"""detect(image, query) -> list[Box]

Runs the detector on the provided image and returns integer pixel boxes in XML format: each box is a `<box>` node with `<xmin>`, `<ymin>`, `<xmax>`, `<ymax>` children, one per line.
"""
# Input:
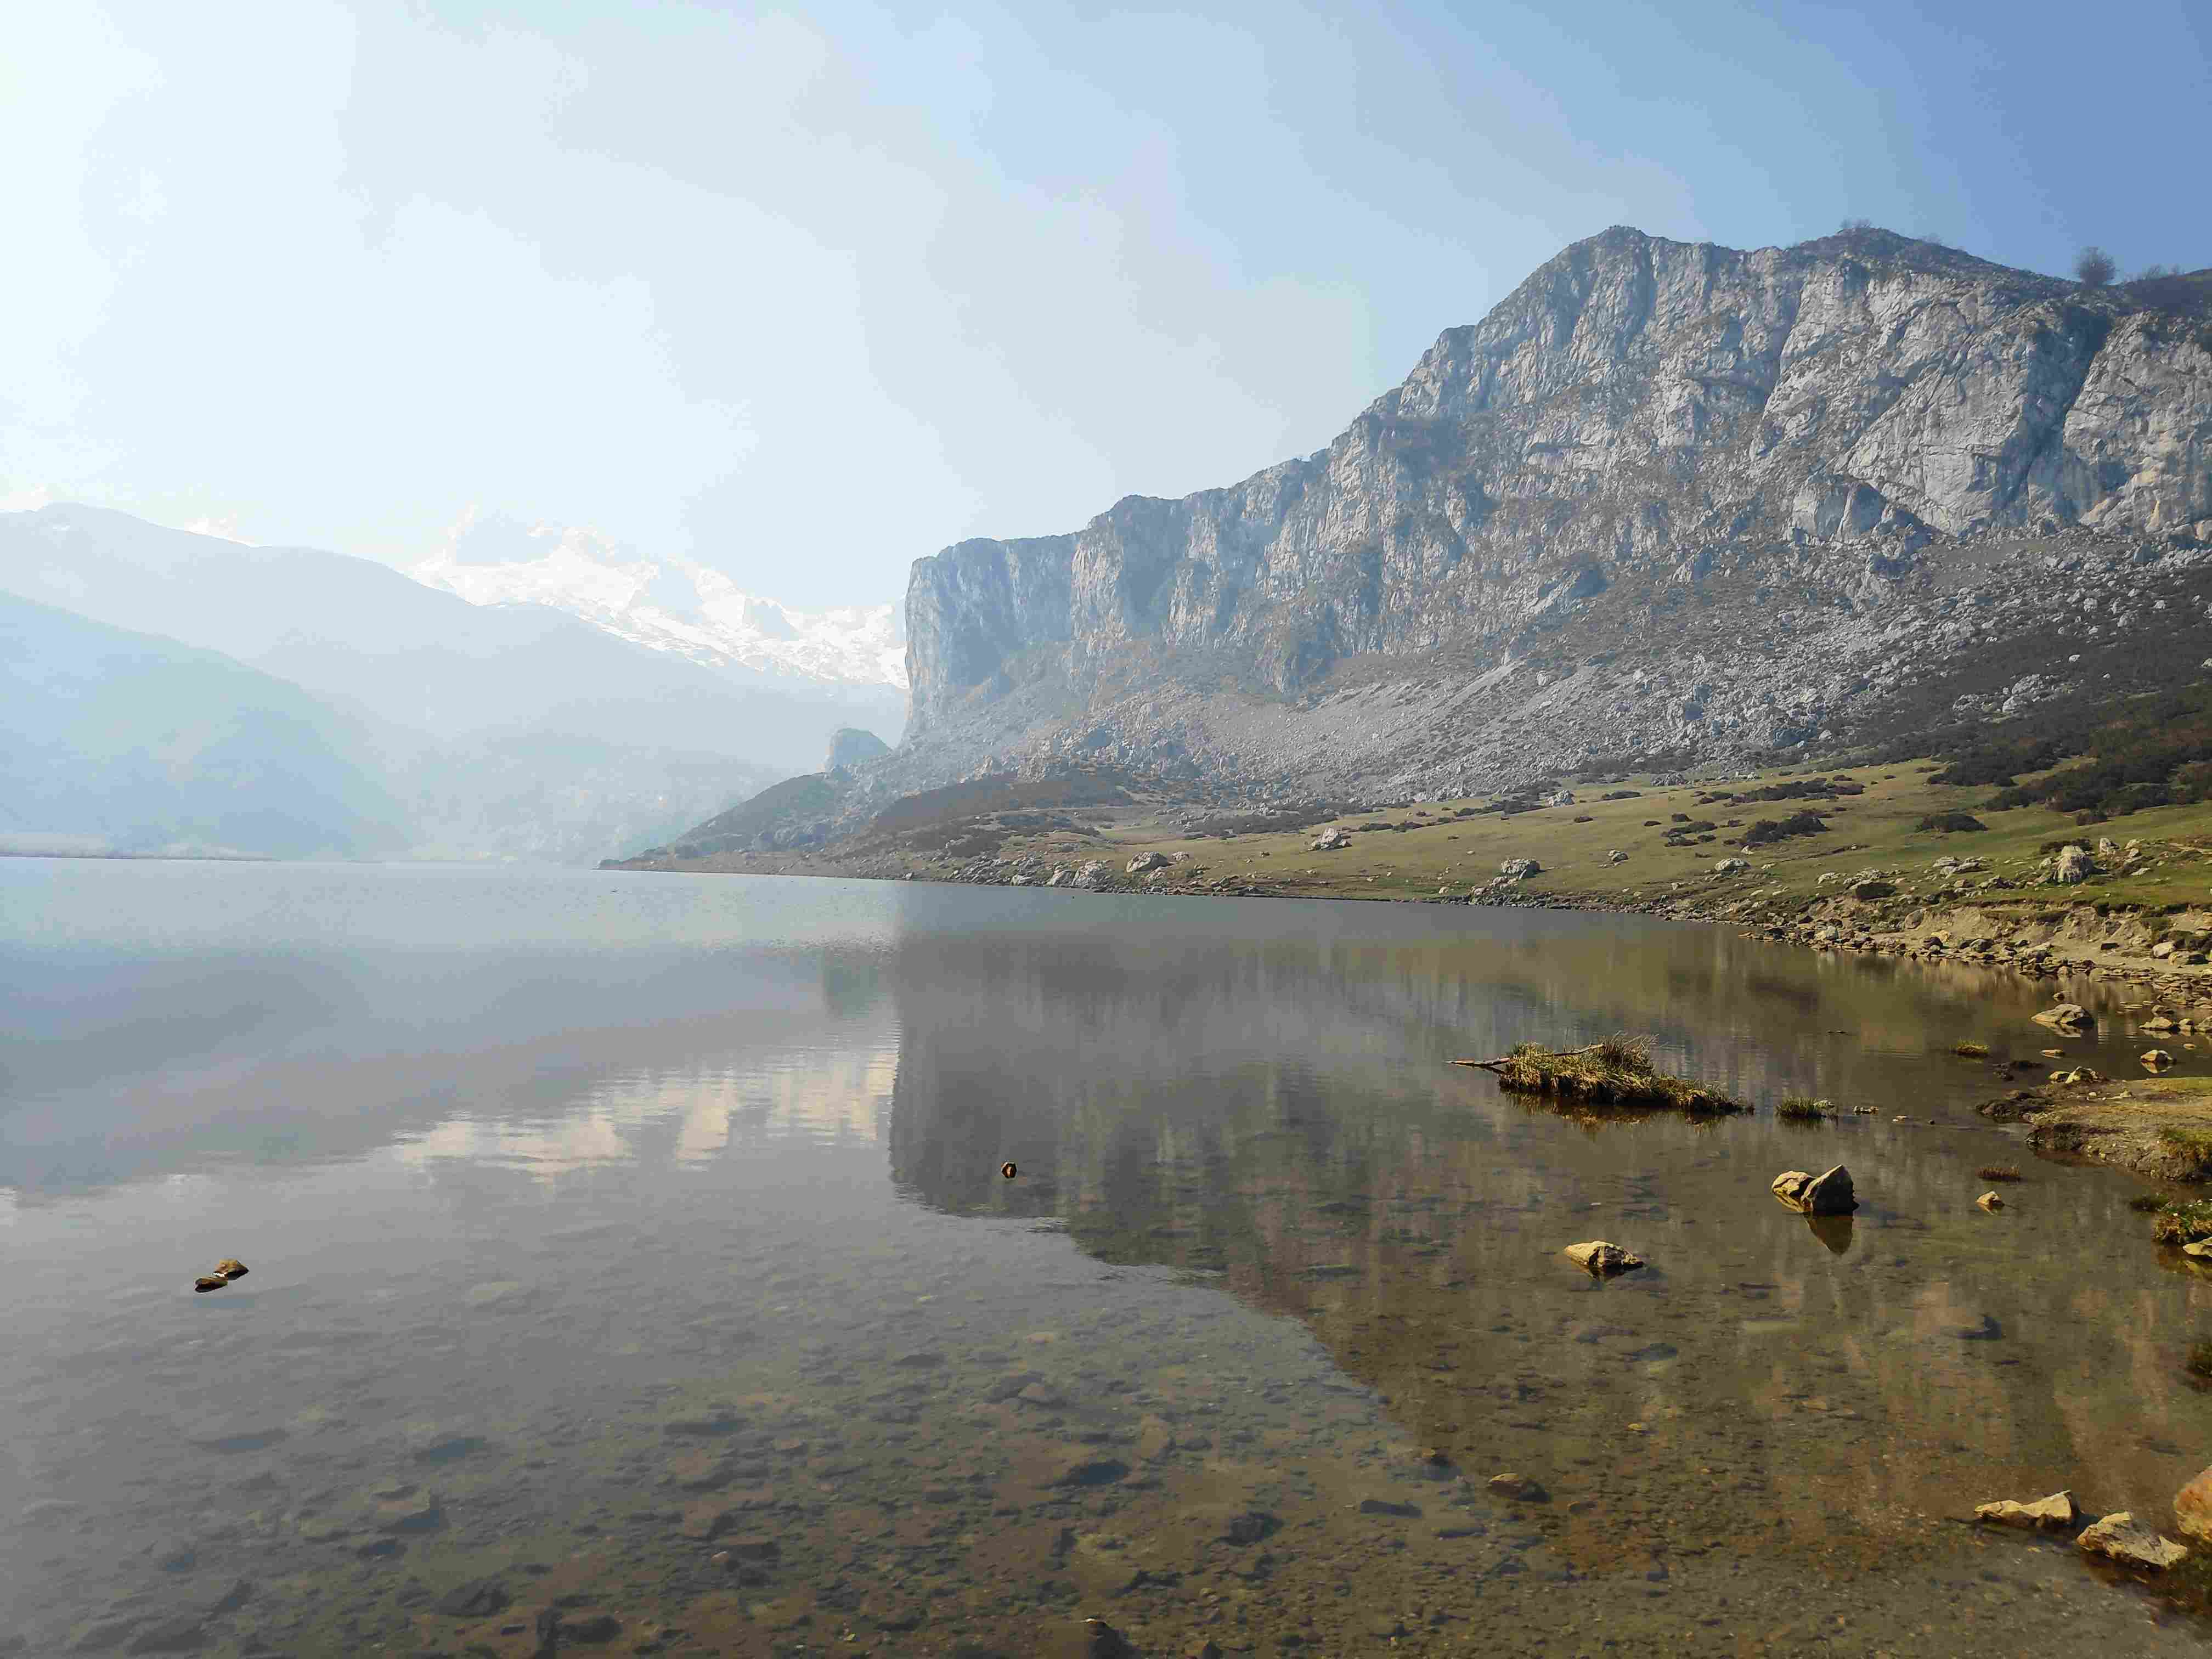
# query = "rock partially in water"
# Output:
<box><xmin>191</xmin><ymin>1277</ymin><xmax>227</xmax><ymax>1295</ymax></box>
<box><xmin>1976</xmin><ymin>1193</ymin><xmax>2007</xmax><ymax>1212</ymax></box>
<box><xmin>1771</xmin><ymin>1165</ymin><xmax>1857</xmax><ymax>1214</ymax></box>
<box><xmin>2033</xmin><ymin>1003</ymin><xmax>2094</xmax><ymax>1031</ymax></box>
<box><xmin>212</xmin><ymin>1260</ymin><xmax>247</xmax><ymax>1280</ymax></box>
<box><xmin>1562</xmin><ymin>1240</ymin><xmax>1643</xmax><ymax>1276</ymax></box>
<box><xmin>2078</xmin><ymin>1510</ymin><xmax>2188</xmax><ymax>1569</ymax></box>
<box><xmin>1974</xmin><ymin>1491</ymin><xmax>2078</xmax><ymax>1531</ymax></box>
<box><xmin>2174</xmin><ymin>1465</ymin><xmax>2212</xmax><ymax>1543</ymax></box>
<box><xmin>2142</xmin><ymin>1049</ymin><xmax>2175</xmax><ymax>1071</ymax></box>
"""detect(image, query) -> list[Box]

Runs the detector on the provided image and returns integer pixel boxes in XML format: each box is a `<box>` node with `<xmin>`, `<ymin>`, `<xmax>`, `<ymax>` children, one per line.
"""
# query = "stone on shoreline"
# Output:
<box><xmin>1973</xmin><ymin>1490</ymin><xmax>2078</xmax><ymax>1531</ymax></box>
<box><xmin>2077</xmin><ymin>1510</ymin><xmax>2188</xmax><ymax>1569</ymax></box>
<box><xmin>1562</xmin><ymin>1240</ymin><xmax>1643</xmax><ymax>1276</ymax></box>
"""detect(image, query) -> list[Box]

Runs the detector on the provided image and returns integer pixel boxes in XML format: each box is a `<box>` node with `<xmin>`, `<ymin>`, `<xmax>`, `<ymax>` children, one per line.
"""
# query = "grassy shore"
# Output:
<box><xmin>679</xmin><ymin>754</ymin><xmax>2212</xmax><ymax>963</ymax></box>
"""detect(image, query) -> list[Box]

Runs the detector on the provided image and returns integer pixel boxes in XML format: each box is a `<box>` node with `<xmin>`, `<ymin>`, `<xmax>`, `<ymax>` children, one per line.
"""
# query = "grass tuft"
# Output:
<box><xmin>2159</xmin><ymin>1128</ymin><xmax>2212</xmax><ymax>1178</ymax></box>
<box><xmin>1976</xmin><ymin>1165</ymin><xmax>2023</xmax><ymax>1182</ymax></box>
<box><xmin>1775</xmin><ymin>1096</ymin><xmax>1833</xmax><ymax>1122</ymax></box>
<box><xmin>1476</xmin><ymin>1041</ymin><xmax>1740</xmax><ymax>1116</ymax></box>
<box><xmin>1594</xmin><ymin>1032</ymin><xmax>1652</xmax><ymax>1074</ymax></box>
<box><xmin>2129</xmin><ymin>1193</ymin><xmax>2170</xmax><ymax>1212</ymax></box>
<box><xmin>2189</xmin><ymin>1341</ymin><xmax>2212</xmax><ymax>1379</ymax></box>
<box><xmin>2152</xmin><ymin>1198</ymin><xmax>2212</xmax><ymax>1245</ymax></box>
<box><xmin>1951</xmin><ymin>1041</ymin><xmax>1990</xmax><ymax>1058</ymax></box>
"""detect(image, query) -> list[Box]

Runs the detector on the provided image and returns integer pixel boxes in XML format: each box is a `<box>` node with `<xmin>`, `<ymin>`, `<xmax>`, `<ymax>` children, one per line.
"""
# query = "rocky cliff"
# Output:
<box><xmin>892</xmin><ymin>227</ymin><xmax>2212</xmax><ymax>803</ymax></box>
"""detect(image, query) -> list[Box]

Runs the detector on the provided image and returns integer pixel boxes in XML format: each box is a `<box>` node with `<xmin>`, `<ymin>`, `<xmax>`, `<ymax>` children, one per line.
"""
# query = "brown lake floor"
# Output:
<box><xmin>4</xmin><ymin>861</ymin><xmax>2212</xmax><ymax>1656</ymax></box>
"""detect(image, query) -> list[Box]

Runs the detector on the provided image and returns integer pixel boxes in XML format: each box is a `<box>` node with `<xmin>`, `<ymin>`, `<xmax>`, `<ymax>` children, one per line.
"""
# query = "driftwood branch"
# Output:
<box><xmin>1454</xmin><ymin>1042</ymin><xmax>1605</xmax><ymax>1073</ymax></box>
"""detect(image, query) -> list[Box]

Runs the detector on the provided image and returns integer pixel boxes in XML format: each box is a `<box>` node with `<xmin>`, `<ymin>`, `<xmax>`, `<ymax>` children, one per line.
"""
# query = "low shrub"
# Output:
<box><xmin>1916</xmin><ymin>812</ymin><xmax>1988</xmax><ymax>833</ymax></box>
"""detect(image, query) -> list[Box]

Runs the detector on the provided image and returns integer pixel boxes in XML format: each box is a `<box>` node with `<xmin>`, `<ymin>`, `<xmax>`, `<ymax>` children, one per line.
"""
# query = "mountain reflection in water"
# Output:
<box><xmin>2</xmin><ymin>860</ymin><xmax>2208</xmax><ymax>1656</ymax></box>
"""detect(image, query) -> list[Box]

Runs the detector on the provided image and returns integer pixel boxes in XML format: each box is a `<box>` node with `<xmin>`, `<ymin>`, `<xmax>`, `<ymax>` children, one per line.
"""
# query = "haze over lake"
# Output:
<box><xmin>4</xmin><ymin>859</ymin><xmax>2209</xmax><ymax>1655</ymax></box>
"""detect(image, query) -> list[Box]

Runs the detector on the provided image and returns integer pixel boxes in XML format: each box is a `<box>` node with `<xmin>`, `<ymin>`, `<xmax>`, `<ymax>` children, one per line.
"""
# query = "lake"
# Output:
<box><xmin>4</xmin><ymin>858</ymin><xmax>2210</xmax><ymax>1657</ymax></box>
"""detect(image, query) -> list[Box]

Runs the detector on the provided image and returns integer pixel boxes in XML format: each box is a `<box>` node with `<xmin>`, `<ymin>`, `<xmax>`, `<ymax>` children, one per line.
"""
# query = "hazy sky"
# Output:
<box><xmin>5</xmin><ymin>2</ymin><xmax>2206</xmax><ymax>608</ymax></box>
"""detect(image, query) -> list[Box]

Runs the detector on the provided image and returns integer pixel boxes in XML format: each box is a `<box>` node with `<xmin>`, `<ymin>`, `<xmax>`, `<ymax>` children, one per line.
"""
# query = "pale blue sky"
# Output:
<box><xmin>4</xmin><ymin>1</ymin><xmax>2205</xmax><ymax>607</ymax></box>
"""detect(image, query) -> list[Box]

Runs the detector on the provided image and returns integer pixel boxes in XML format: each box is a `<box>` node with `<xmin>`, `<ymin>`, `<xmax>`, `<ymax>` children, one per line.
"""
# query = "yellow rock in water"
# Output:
<box><xmin>193</xmin><ymin>1276</ymin><xmax>227</xmax><ymax>1293</ymax></box>
<box><xmin>215</xmin><ymin>1259</ymin><xmax>249</xmax><ymax>1279</ymax></box>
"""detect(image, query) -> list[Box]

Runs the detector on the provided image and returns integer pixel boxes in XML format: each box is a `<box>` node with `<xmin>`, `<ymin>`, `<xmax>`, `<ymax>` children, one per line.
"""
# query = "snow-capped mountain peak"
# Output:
<box><xmin>412</xmin><ymin>512</ymin><xmax>908</xmax><ymax>692</ymax></box>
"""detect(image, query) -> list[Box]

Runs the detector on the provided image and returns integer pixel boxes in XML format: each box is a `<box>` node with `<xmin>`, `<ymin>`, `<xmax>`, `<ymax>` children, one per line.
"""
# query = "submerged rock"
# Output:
<box><xmin>1562</xmin><ymin>1240</ymin><xmax>1644</xmax><ymax>1276</ymax></box>
<box><xmin>2078</xmin><ymin>1510</ymin><xmax>2188</xmax><ymax>1570</ymax></box>
<box><xmin>430</xmin><ymin>1579</ymin><xmax>511</xmax><ymax>1618</ymax></box>
<box><xmin>1974</xmin><ymin>1490</ymin><xmax>2078</xmax><ymax>1531</ymax></box>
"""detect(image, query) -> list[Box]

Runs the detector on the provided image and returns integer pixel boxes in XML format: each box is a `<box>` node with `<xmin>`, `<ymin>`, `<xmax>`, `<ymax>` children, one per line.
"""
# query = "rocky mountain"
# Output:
<box><xmin>883</xmin><ymin>227</ymin><xmax>2212</xmax><ymax>806</ymax></box>
<box><xmin>825</xmin><ymin>726</ymin><xmax>891</xmax><ymax>775</ymax></box>
<box><xmin>412</xmin><ymin>512</ymin><xmax>907</xmax><ymax>705</ymax></box>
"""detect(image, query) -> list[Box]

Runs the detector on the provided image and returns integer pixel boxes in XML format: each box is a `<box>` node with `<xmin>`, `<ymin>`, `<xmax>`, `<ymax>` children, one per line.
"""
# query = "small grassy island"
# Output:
<box><xmin>1454</xmin><ymin>1035</ymin><xmax>1745</xmax><ymax>1116</ymax></box>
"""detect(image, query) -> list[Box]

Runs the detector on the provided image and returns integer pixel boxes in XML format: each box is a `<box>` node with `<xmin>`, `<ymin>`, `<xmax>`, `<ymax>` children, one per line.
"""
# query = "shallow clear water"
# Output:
<box><xmin>4</xmin><ymin>859</ymin><xmax>2211</xmax><ymax>1656</ymax></box>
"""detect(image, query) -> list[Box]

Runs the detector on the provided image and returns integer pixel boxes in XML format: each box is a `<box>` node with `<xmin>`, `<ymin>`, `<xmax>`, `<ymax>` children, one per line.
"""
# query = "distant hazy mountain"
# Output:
<box><xmin>0</xmin><ymin>591</ymin><xmax>406</xmax><ymax>859</ymax></box>
<box><xmin>413</xmin><ymin>512</ymin><xmax>907</xmax><ymax>695</ymax></box>
<box><xmin>0</xmin><ymin>505</ymin><xmax>902</xmax><ymax>759</ymax></box>
<box><xmin>0</xmin><ymin>505</ymin><xmax>883</xmax><ymax>861</ymax></box>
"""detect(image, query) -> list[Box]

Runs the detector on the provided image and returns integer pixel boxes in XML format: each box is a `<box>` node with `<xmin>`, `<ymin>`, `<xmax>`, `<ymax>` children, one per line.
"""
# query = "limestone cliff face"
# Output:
<box><xmin>899</xmin><ymin>228</ymin><xmax>2212</xmax><ymax>797</ymax></box>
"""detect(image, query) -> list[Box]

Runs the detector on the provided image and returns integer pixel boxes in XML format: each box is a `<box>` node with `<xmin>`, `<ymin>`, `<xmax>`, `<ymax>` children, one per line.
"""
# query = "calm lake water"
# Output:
<box><xmin>6</xmin><ymin>859</ymin><xmax>2212</xmax><ymax>1657</ymax></box>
